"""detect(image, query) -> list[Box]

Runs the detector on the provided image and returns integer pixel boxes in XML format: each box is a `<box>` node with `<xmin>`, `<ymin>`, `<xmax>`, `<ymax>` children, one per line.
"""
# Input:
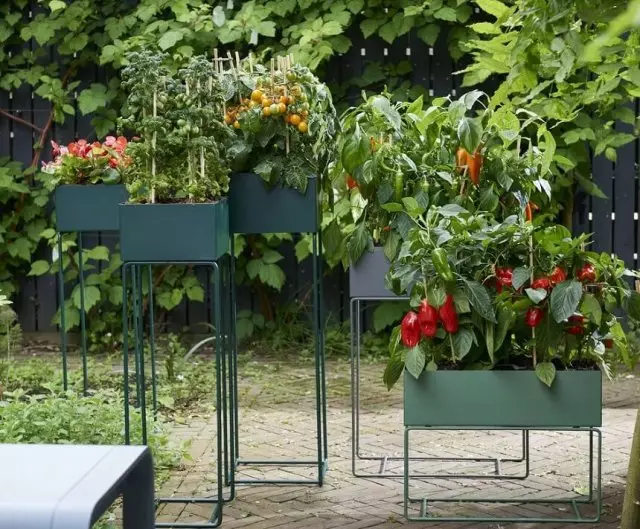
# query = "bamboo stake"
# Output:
<box><xmin>151</xmin><ymin>89</ymin><xmax>157</xmax><ymax>204</ymax></box>
<box><xmin>228</xmin><ymin>51</ymin><xmax>242</xmax><ymax>105</ymax></box>
<box><xmin>283</xmin><ymin>55</ymin><xmax>290</xmax><ymax>155</ymax></box>
<box><xmin>198</xmin><ymin>79</ymin><xmax>205</xmax><ymax>183</ymax></box>
<box><xmin>185</xmin><ymin>81</ymin><xmax>193</xmax><ymax>199</ymax></box>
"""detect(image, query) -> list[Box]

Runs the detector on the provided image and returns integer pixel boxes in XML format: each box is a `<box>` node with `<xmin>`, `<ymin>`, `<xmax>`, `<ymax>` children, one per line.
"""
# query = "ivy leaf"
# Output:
<box><xmin>373</xmin><ymin>302</ymin><xmax>406</xmax><ymax>333</ymax></box>
<box><xmin>417</xmin><ymin>23</ymin><xmax>440</xmax><ymax>46</ymax></box>
<box><xmin>512</xmin><ymin>267</ymin><xmax>530</xmax><ymax>290</ymax></box>
<box><xmin>463</xmin><ymin>279</ymin><xmax>496</xmax><ymax>323</ymax></box>
<box><xmin>295</xmin><ymin>238</ymin><xmax>311</xmax><ymax>262</ymax></box>
<box><xmin>28</xmin><ymin>260</ymin><xmax>50</xmax><ymax>276</ymax></box>
<box><xmin>108</xmin><ymin>286</ymin><xmax>123</xmax><ymax>305</ymax></box>
<box><xmin>475</xmin><ymin>0</ymin><xmax>510</xmax><ymax>18</ymax></box>
<box><xmin>580</xmin><ymin>293</ymin><xmax>602</xmax><ymax>325</ymax></box>
<box><xmin>405</xmin><ymin>345</ymin><xmax>425</xmax><ymax>379</ymax></box>
<box><xmin>360</xmin><ymin>18</ymin><xmax>384</xmax><ymax>39</ymax></box>
<box><xmin>186</xmin><ymin>284</ymin><xmax>204</xmax><ymax>302</ymax></box>
<box><xmin>158</xmin><ymin>30</ymin><xmax>184</xmax><ymax>50</ymax></box>
<box><xmin>49</xmin><ymin>0</ymin><xmax>67</xmax><ymax>12</ymax></box>
<box><xmin>535</xmin><ymin>362</ymin><xmax>557</xmax><ymax>388</ymax></box>
<box><xmin>86</xmin><ymin>245</ymin><xmax>109</xmax><ymax>261</ymax></box>
<box><xmin>550</xmin><ymin>280</ymin><xmax>583</xmax><ymax>323</ymax></box>
<box><xmin>77</xmin><ymin>84</ymin><xmax>109</xmax><ymax>115</ymax></box>
<box><xmin>71</xmin><ymin>285</ymin><xmax>101</xmax><ymax>312</ymax></box>
<box><xmin>258</xmin><ymin>263</ymin><xmax>286</xmax><ymax>290</ymax></box>
<box><xmin>434</xmin><ymin>7</ymin><xmax>457</xmax><ymax>21</ymax></box>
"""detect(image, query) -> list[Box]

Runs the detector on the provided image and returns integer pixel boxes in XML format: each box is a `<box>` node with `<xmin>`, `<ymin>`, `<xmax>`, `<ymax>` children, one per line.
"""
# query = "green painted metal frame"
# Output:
<box><xmin>350</xmin><ymin>297</ymin><xmax>530</xmax><ymax>480</ymax></box>
<box><xmin>229</xmin><ymin>234</ymin><xmax>329</xmax><ymax>486</ymax></box>
<box><xmin>122</xmin><ymin>258</ymin><xmax>235</xmax><ymax>528</ymax></box>
<box><xmin>228</xmin><ymin>172</ymin><xmax>328</xmax><ymax>486</ymax></box>
<box><xmin>404</xmin><ymin>426</ymin><xmax>602</xmax><ymax>523</ymax></box>
<box><xmin>55</xmin><ymin>184</ymin><xmax>128</xmax><ymax>395</ymax></box>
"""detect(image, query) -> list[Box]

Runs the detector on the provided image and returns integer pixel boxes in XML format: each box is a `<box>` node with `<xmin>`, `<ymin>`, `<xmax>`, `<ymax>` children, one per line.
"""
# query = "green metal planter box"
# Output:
<box><xmin>229</xmin><ymin>172</ymin><xmax>319</xmax><ymax>234</ymax></box>
<box><xmin>119</xmin><ymin>200</ymin><xmax>229</xmax><ymax>263</ymax></box>
<box><xmin>55</xmin><ymin>184</ymin><xmax>128</xmax><ymax>232</ymax></box>
<box><xmin>404</xmin><ymin>370</ymin><xmax>602</xmax><ymax>428</ymax></box>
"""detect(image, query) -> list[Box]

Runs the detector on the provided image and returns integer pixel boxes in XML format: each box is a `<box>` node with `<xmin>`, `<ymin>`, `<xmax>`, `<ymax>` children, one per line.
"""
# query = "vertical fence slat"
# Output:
<box><xmin>613</xmin><ymin>111</ymin><xmax>636</xmax><ymax>269</ymax></box>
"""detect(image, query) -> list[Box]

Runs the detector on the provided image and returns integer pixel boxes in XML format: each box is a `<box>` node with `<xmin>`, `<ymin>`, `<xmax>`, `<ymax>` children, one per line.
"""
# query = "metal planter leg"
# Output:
<box><xmin>403</xmin><ymin>426</ymin><xmax>602</xmax><ymax>524</ymax></box>
<box><xmin>58</xmin><ymin>232</ymin><xmax>89</xmax><ymax>395</ymax></box>
<box><xmin>350</xmin><ymin>296</ymin><xmax>530</xmax><ymax>480</ymax></box>
<box><xmin>122</xmin><ymin>260</ymin><xmax>226</xmax><ymax>528</ymax></box>
<box><xmin>233</xmin><ymin>233</ymin><xmax>328</xmax><ymax>486</ymax></box>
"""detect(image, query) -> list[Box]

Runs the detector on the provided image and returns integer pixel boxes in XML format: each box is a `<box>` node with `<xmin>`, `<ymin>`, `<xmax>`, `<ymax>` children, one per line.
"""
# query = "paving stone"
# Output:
<box><xmin>157</xmin><ymin>361</ymin><xmax>637</xmax><ymax>528</ymax></box>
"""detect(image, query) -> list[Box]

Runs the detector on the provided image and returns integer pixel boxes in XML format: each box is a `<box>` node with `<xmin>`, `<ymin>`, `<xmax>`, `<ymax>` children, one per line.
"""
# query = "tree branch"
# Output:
<box><xmin>0</xmin><ymin>109</ymin><xmax>44</xmax><ymax>133</ymax></box>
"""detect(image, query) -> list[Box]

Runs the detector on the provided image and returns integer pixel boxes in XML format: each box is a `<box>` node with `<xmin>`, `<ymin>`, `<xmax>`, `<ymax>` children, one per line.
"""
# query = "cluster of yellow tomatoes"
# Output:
<box><xmin>223</xmin><ymin>82</ymin><xmax>311</xmax><ymax>134</ymax></box>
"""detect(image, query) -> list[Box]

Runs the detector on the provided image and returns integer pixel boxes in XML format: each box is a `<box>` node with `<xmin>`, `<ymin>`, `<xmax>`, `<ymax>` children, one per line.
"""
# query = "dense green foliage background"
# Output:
<box><xmin>1</xmin><ymin>0</ymin><xmax>639</xmax><ymax>346</ymax></box>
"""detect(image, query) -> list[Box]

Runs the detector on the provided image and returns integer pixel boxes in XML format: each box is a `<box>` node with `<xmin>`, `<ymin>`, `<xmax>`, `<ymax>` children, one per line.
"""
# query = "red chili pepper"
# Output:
<box><xmin>549</xmin><ymin>267</ymin><xmax>566</xmax><ymax>285</ymax></box>
<box><xmin>566</xmin><ymin>314</ymin><xmax>585</xmax><ymax>335</ymax></box>
<box><xmin>438</xmin><ymin>294</ymin><xmax>459</xmax><ymax>334</ymax></box>
<box><xmin>603</xmin><ymin>339</ymin><xmax>614</xmax><ymax>349</ymax></box>
<box><xmin>525</xmin><ymin>307</ymin><xmax>544</xmax><ymax>328</ymax></box>
<box><xmin>382</xmin><ymin>225</ymin><xmax>391</xmax><ymax>232</ymax></box>
<box><xmin>401</xmin><ymin>311</ymin><xmax>421</xmax><ymax>348</ymax></box>
<box><xmin>531</xmin><ymin>277</ymin><xmax>551</xmax><ymax>290</ymax></box>
<box><xmin>418</xmin><ymin>300</ymin><xmax>439</xmax><ymax>338</ymax></box>
<box><xmin>576</xmin><ymin>264</ymin><xmax>597</xmax><ymax>283</ymax></box>
<box><xmin>346</xmin><ymin>174</ymin><xmax>358</xmax><ymax>190</ymax></box>
<box><xmin>496</xmin><ymin>267</ymin><xmax>513</xmax><ymax>288</ymax></box>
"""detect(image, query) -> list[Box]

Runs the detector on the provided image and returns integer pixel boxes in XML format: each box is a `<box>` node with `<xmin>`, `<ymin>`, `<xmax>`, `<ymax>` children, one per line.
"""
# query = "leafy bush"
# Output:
<box><xmin>0</xmin><ymin>389</ymin><xmax>186</xmax><ymax>483</ymax></box>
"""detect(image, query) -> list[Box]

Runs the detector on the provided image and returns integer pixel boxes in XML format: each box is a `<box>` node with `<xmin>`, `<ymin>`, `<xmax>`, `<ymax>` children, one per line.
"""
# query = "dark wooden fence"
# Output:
<box><xmin>1</xmin><ymin>23</ymin><xmax>638</xmax><ymax>334</ymax></box>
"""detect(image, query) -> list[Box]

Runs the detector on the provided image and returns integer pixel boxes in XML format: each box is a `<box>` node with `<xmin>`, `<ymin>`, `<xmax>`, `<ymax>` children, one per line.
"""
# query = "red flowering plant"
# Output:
<box><xmin>383</xmin><ymin>203</ymin><xmax>640</xmax><ymax>389</ymax></box>
<box><xmin>41</xmin><ymin>136</ymin><xmax>130</xmax><ymax>186</ymax></box>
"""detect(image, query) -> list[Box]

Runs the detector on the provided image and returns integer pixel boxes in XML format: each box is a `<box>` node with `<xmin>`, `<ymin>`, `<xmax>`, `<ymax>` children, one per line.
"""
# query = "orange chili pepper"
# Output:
<box><xmin>456</xmin><ymin>148</ymin><xmax>469</xmax><ymax>173</ymax></box>
<box><xmin>525</xmin><ymin>202</ymin><xmax>533</xmax><ymax>222</ymax></box>
<box><xmin>468</xmin><ymin>147</ymin><xmax>483</xmax><ymax>186</ymax></box>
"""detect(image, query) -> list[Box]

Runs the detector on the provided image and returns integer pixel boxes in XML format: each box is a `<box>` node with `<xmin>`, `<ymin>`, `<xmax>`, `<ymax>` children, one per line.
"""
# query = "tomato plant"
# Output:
<box><xmin>221</xmin><ymin>55</ymin><xmax>338</xmax><ymax>193</ymax></box>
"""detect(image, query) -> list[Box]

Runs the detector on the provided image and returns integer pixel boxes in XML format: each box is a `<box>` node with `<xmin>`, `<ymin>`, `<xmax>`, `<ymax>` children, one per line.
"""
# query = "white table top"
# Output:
<box><xmin>0</xmin><ymin>444</ymin><xmax>149</xmax><ymax>529</ymax></box>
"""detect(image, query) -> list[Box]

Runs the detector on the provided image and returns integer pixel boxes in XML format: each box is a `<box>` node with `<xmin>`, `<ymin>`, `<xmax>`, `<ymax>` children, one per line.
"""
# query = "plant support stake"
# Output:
<box><xmin>151</xmin><ymin>89</ymin><xmax>157</xmax><ymax>204</ymax></box>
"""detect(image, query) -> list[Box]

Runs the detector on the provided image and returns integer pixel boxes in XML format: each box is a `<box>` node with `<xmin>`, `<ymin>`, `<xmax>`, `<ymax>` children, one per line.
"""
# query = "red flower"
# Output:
<box><xmin>401</xmin><ymin>312</ymin><xmax>421</xmax><ymax>348</ymax></box>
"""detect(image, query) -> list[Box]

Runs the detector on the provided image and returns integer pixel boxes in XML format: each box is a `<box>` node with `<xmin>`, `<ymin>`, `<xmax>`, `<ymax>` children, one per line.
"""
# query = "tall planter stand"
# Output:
<box><xmin>120</xmin><ymin>200</ymin><xmax>232</xmax><ymax>528</ymax></box>
<box><xmin>55</xmin><ymin>184</ymin><xmax>128</xmax><ymax>394</ymax></box>
<box><xmin>403</xmin><ymin>370</ymin><xmax>603</xmax><ymax>523</ymax></box>
<box><xmin>350</xmin><ymin>248</ymin><xmax>530</xmax><ymax>479</ymax></box>
<box><xmin>228</xmin><ymin>172</ymin><xmax>328</xmax><ymax>486</ymax></box>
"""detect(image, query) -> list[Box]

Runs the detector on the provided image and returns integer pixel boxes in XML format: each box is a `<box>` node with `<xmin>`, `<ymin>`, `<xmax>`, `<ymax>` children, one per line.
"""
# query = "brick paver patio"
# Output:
<box><xmin>159</xmin><ymin>360</ymin><xmax>639</xmax><ymax>528</ymax></box>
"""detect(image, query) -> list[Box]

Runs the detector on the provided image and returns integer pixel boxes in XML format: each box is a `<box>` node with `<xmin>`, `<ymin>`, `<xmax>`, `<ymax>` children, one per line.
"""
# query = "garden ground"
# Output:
<box><xmin>156</xmin><ymin>360</ymin><xmax>639</xmax><ymax>529</ymax></box>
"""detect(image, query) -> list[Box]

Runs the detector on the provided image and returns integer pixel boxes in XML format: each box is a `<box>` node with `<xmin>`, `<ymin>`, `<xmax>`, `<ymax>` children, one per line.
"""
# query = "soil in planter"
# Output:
<box><xmin>435</xmin><ymin>357</ymin><xmax>599</xmax><ymax>372</ymax></box>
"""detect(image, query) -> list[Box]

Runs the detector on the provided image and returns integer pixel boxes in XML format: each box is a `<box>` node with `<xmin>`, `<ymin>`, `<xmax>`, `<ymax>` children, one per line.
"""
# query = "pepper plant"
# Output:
<box><xmin>384</xmin><ymin>204</ymin><xmax>640</xmax><ymax>390</ymax></box>
<box><xmin>328</xmin><ymin>90</ymin><xmax>557</xmax><ymax>267</ymax></box>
